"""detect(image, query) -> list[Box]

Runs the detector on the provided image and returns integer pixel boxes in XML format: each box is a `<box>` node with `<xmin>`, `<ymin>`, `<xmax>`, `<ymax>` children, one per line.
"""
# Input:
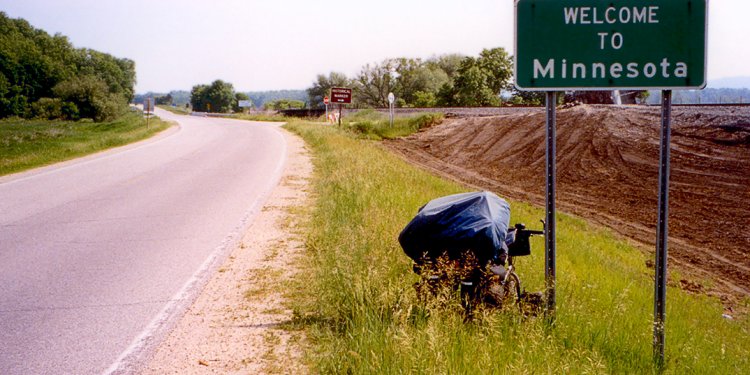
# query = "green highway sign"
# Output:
<box><xmin>515</xmin><ymin>0</ymin><xmax>707</xmax><ymax>90</ymax></box>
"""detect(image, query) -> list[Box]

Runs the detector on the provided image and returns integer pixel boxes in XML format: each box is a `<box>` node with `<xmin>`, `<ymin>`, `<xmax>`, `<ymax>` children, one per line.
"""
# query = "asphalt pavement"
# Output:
<box><xmin>0</xmin><ymin>109</ymin><xmax>288</xmax><ymax>374</ymax></box>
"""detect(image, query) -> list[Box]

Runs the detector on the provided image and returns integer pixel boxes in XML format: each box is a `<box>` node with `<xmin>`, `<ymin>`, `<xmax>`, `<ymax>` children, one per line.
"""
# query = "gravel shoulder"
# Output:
<box><xmin>142</xmin><ymin>128</ymin><xmax>311</xmax><ymax>374</ymax></box>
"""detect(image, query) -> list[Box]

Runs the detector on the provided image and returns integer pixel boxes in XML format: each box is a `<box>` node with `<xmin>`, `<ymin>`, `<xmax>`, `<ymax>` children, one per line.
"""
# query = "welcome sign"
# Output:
<box><xmin>515</xmin><ymin>0</ymin><xmax>707</xmax><ymax>90</ymax></box>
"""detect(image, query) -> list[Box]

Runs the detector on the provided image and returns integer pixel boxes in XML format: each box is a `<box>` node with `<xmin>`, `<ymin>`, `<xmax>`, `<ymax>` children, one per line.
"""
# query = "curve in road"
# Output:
<box><xmin>0</xmin><ymin>109</ymin><xmax>288</xmax><ymax>374</ymax></box>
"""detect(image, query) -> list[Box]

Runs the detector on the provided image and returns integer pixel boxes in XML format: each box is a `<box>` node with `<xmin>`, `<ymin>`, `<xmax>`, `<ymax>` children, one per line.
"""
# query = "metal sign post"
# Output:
<box><xmin>144</xmin><ymin>97</ymin><xmax>153</xmax><ymax>129</ymax></box>
<box><xmin>388</xmin><ymin>92</ymin><xmax>395</xmax><ymax>127</ymax></box>
<box><xmin>653</xmin><ymin>90</ymin><xmax>672</xmax><ymax>366</ymax></box>
<box><xmin>330</xmin><ymin>88</ymin><xmax>352</xmax><ymax>126</ymax></box>
<box><xmin>324</xmin><ymin>96</ymin><xmax>329</xmax><ymax>123</ymax></box>
<box><xmin>545</xmin><ymin>91</ymin><xmax>557</xmax><ymax>320</ymax></box>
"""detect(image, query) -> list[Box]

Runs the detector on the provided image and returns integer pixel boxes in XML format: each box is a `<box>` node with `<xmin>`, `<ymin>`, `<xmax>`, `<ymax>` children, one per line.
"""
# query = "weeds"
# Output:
<box><xmin>341</xmin><ymin>109</ymin><xmax>444</xmax><ymax>140</ymax></box>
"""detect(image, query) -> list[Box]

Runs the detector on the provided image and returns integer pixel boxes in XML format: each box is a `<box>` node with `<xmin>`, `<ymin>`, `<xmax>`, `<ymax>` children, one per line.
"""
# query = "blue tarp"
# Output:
<box><xmin>399</xmin><ymin>191</ymin><xmax>511</xmax><ymax>264</ymax></box>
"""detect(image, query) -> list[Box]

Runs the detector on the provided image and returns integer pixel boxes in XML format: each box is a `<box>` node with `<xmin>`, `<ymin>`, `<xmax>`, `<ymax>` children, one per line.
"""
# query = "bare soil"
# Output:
<box><xmin>143</xmin><ymin>129</ymin><xmax>311</xmax><ymax>374</ymax></box>
<box><xmin>386</xmin><ymin>104</ymin><xmax>750</xmax><ymax>306</ymax></box>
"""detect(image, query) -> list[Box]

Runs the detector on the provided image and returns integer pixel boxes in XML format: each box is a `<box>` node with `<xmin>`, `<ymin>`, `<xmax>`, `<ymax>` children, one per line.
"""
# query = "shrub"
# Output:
<box><xmin>30</xmin><ymin>98</ymin><xmax>64</xmax><ymax>120</ymax></box>
<box><xmin>53</xmin><ymin>75</ymin><xmax>126</xmax><ymax>121</ymax></box>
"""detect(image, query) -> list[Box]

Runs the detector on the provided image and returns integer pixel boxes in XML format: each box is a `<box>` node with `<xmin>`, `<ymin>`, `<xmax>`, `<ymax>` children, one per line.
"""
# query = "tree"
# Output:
<box><xmin>354</xmin><ymin>60</ymin><xmax>397</xmax><ymax>107</ymax></box>
<box><xmin>426</xmin><ymin>54</ymin><xmax>465</xmax><ymax>79</ymax></box>
<box><xmin>53</xmin><ymin>75</ymin><xmax>124</xmax><ymax>121</ymax></box>
<box><xmin>449</xmin><ymin>57</ymin><xmax>500</xmax><ymax>106</ymax></box>
<box><xmin>264</xmin><ymin>99</ymin><xmax>304</xmax><ymax>110</ymax></box>
<box><xmin>413</xmin><ymin>91</ymin><xmax>438</xmax><ymax>107</ymax></box>
<box><xmin>307</xmin><ymin>72</ymin><xmax>350</xmax><ymax>108</ymax></box>
<box><xmin>392</xmin><ymin>58</ymin><xmax>450</xmax><ymax>106</ymax></box>
<box><xmin>190</xmin><ymin>80</ymin><xmax>236</xmax><ymax>113</ymax></box>
<box><xmin>0</xmin><ymin>12</ymin><xmax>134</xmax><ymax>120</ymax></box>
<box><xmin>190</xmin><ymin>84</ymin><xmax>208</xmax><ymax>111</ymax></box>
<box><xmin>435</xmin><ymin>48</ymin><xmax>513</xmax><ymax>107</ymax></box>
<box><xmin>477</xmin><ymin>48</ymin><xmax>513</xmax><ymax>94</ymax></box>
<box><xmin>155</xmin><ymin>94</ymin><xmax>172</xmax><ymax>105</ymax></box>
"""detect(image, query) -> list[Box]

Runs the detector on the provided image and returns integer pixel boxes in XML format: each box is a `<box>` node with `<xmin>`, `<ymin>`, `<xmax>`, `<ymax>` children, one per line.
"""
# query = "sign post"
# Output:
<box><xmin>654</xmin><ymin>89</ymin><xmax>672</xmax><ymax>365</ymax></box>
<box><xmin>544</xmin><ymin>91</ymin><xmax>557</xmax><ymax>321</ymax></box>
<box><xmin>324</xmin><ymin>96</ymin><xmax>330</xmax><ymax>123</ymax></box>
<box><xmin>144</xmin><ymin>97</ymin><xmax>154</xmax><ymax>128</ymax></box>
<box><xmin>388</xmin><ymin>92</ymin><xmax>395</xmax><ymax>128</ymax></box>
<box><xmin>238</xmin><ymin>100</ymin><xmax>252</xmax><ymax>114</ymax></box>
<box><xmin>515</xmin><ymin>0</ymin><xmax>707</xmax><ymax>362</ymax></box>
<box><xmin>330</xmin><ymin>87</ymin><xmax>352</xmax><ymax>126</ymax></box>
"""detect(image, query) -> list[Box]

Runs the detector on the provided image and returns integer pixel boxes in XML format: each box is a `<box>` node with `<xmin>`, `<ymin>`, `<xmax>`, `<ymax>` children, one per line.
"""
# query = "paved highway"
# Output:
<box><xmin>0</xmin><ymin>109</ymin><xmax>287</xmax><ymax>374</ymax></box>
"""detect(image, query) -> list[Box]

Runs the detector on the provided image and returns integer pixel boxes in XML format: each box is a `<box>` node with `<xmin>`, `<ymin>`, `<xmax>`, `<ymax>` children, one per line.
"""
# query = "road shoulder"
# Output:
<box><xmin>143</xmin><ymin>128</ymin><xmax>311</xmax><ymax>374</ymax></box>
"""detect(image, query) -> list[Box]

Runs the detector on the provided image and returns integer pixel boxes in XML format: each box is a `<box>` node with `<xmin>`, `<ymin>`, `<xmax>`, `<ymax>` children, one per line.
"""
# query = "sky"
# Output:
<box><xmin>1</xmin><ymin>0</ymin><xmax>747</xmax><ymax>93</ymax></box>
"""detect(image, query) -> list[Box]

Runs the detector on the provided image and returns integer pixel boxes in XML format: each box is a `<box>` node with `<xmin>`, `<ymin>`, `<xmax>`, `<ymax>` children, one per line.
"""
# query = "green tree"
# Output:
<box><xmin>190</xmin><ymin>84</ymin><xmax>208</xmax><ymax>111</ymax></box>
<box><xmin>451</xmin><ymin>57</ymin><xmax>500</xmax><ymax>106</ymax></box>
<box><xmin>393</xmin><ymin>58</ymin><xmax>450</xmax><ymax>106</ymax></box>
<box><xmin>155</xmin><ymin>94</ymin><xmax>172</xmax><ymax>105</ymax></box>
<box><xmin>264</xmin><ymin>99</ymin><xmax>305</xmax><ymax>110</ymax></box>
<box><xmin>307</xmin><ymin>72</ymin><xmax>350</xmax><ymax>108</ymax></box>
<box><xmin>53</xmin><ymin>75</ymin><xmax>124</xmax><ymax>121</ymax></box>
<box><xmin>413</xmin><ymin>91</ymin><xmax>437</xmax><ymax>107</ymax></box>
<box><xmin>0</xmin><ymin>12</ymin><xmax>133</xmax><ymax>120</ymax></box>
<box><xmin>439</xmin><ymin>48</ymin><xmax>513</xmax><ymax>106</ymax></box>
<box><xmin>354</xmin><ymin>60</ymin><xmax>397</xmax><ymax>107</ymax></box>
<box><xmin>190</xmin><ymin>80</ymin><xmax>236</xmax><ymax>113</ymax></box>
<box><xmin>426</xmin><ymin>54</ymin><xmax>465</xmax><ymax>79</ymax></box>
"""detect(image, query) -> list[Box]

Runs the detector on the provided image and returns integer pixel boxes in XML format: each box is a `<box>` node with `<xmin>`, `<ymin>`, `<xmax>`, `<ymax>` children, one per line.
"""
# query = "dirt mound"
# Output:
<box><xmin>387</xmin><ymin>104</ymin><xmax>750</xmax><ymax>303</ymax></box>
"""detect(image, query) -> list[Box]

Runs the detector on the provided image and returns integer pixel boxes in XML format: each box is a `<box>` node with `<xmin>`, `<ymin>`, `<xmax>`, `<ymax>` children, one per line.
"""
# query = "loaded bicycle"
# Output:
<box><xmin>399</xmin><ymin>191</ymin><xmax>544</xmax><ymax>316</ymax></box>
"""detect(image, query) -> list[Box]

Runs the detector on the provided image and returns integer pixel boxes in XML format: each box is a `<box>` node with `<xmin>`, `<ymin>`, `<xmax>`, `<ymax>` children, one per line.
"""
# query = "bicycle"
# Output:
<box><xmin>413</xmin><ymin>222</ymin><xmax>545</xmax><ymax>317</ymax></box>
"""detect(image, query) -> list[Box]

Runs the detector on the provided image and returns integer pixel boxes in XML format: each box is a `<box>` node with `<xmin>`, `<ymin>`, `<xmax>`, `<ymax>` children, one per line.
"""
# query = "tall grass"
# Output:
<box><xmin>285</xmin><ymin>120</ymin><xmax>749</xmax><ymax>374</ymax></box>
<box><xmin>157</xmin><ymin>104</ymin><xmax>191</xmax><ymax>115</ymax></box>
<box><xmin>233</xmin><ymin>112</ymin><xmax>295</xmax><ymax>122</ymax></box>
<box><xmin>0</xmin><ymin>113</ymin><xmax>170</xmax><ymax>176</ymax></box>
<box><xmin>342</xmin><ymin>109</ymin><xmax>444</xmax><ymax>140</ymax></box>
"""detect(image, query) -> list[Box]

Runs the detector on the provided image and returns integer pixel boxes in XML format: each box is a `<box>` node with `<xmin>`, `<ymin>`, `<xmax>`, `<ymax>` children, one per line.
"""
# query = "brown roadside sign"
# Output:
<box><xmin>330</xmin><ymin>87</ymin><xmax>352</xmax><ymax>104</ymax></box>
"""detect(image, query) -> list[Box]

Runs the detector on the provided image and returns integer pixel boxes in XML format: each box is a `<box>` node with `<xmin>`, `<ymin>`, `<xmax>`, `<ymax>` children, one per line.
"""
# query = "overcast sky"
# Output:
<box><xmin>1</xmin><ymin>0</ymin><xmax>747</xmax><ymax>93</ymax></box>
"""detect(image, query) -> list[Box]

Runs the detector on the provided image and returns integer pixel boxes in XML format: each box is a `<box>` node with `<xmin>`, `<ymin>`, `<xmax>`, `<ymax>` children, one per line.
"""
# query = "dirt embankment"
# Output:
<box><xmin>387</xmin><ymin>105</ymin><xmax>750</xmax><ymax>304</ymax></box>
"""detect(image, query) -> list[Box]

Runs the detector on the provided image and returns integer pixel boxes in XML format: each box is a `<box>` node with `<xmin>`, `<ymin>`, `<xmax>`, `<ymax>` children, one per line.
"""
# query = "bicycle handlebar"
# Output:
<box><xmin>508</xmin><ymin>228</ymin><xmax>545</xmax><ymax>236</ymax></box>
<box><xmin>523</xmin><ymin>229</ymin><xmax>544</xmax><ymax>236</ymax></box>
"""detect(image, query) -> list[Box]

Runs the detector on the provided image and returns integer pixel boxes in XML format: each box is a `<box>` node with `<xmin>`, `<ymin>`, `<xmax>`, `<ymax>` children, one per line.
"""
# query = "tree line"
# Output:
<box><xmin>306</xmin><ymin>48</ymin><xmax>653</xmax><ymax>108</ymax></box>
<box><xmin>306</xmin><ymin>48</ymin><xmax>526</xmax><ymax>109</ymax></box>
<box><xmin>0</xmin><ymin>13</ymin><xmax>135</xmax><ymax>122</ymax></box>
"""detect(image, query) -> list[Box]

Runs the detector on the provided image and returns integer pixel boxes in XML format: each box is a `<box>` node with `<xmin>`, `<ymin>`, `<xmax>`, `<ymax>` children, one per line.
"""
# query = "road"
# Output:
<box><xmin>0</xmin><ymin>109</ymin><xmax>288</xmax><ymax>374</ymax></box>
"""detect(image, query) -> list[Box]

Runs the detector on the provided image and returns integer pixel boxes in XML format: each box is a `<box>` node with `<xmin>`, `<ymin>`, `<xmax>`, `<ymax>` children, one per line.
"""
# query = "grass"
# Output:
<box><xmin>233</xmin><ymin>112</ymin><xmax>295</xmax><ymax>122</ymax></box>
<box><xmin>157</xmin><ymin>104</ymin><xmax>191</xmax><ymax>115</ymax></box>
<box><xmin>0</xmin><ymin>112</ymin><xmax>170</xmax><ymax>176</ymax></box>
<box><xmin>341</xmin><ymin>109</ymin><xmax>444</xmax><ymax>140</ymax></box>
<box><xmin>284</xmin><ymin>120</ymin><xmax>750</xmax><ymax>374</ymax></box>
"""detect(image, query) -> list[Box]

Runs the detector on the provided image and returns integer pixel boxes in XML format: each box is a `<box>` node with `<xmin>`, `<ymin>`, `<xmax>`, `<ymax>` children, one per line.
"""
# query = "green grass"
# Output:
<box><xmin>342</xmin><ymin>109</ymin><xmax>444</xmax><ymax>140</ymax></box>
<box><xmin>233</xmin><ymin>112</ymin><xmax>295</xmax><ymax>122</ymax></box>
<box><xmin>157</xmin><ymin>104</ymin><xmax>191</xmax><ymax>115</ymax></box>
<box><xmin>0</xmin><ymin>112</ymin><xmax>171</xmax><ymax>176</ymax></box>
<box><xmin>284</xmin><ymin>120</ymin><xmax>750</xmax><ymax>374</ymax></box>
